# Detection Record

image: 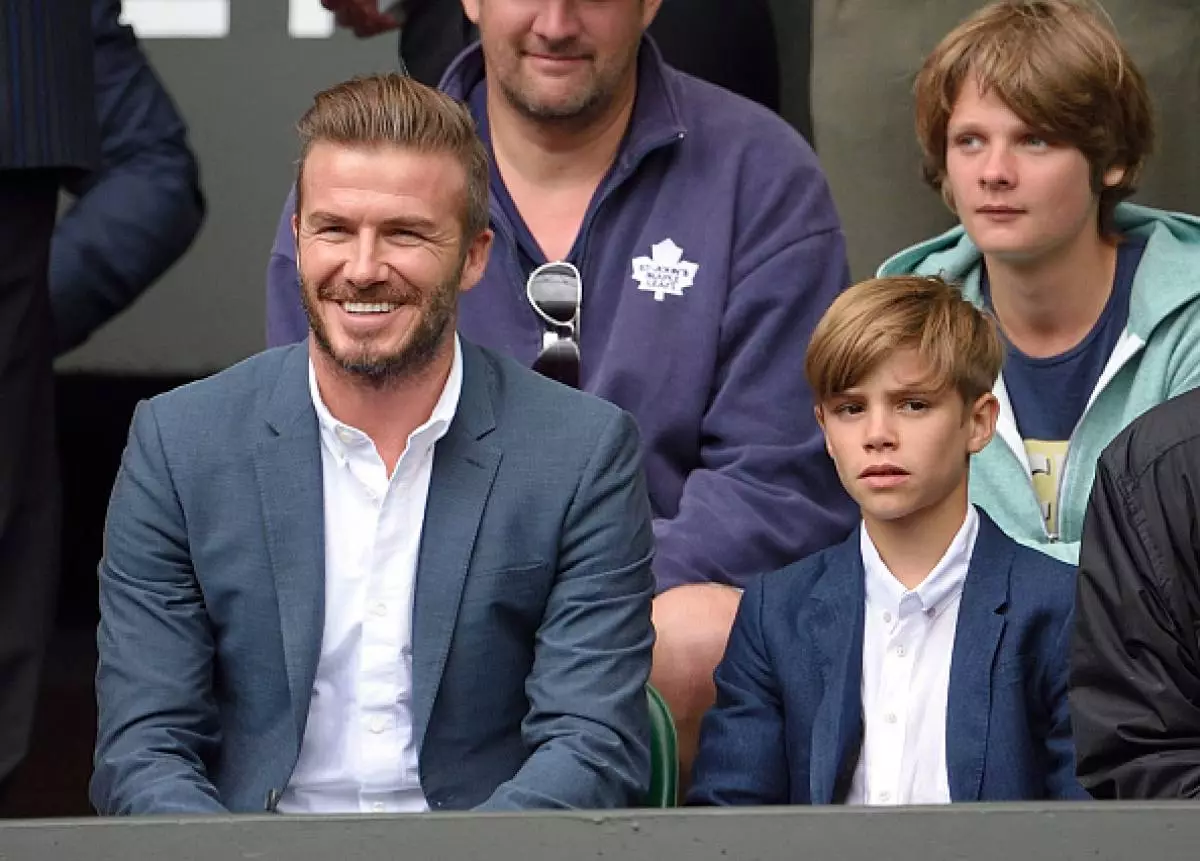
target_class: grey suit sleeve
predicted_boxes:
[91,400,227,815]
[477,410,656,810]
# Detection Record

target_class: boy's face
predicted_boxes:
[816,349,997,532]
[943,78,1124,264]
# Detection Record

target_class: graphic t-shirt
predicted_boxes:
[982,237,1145,537]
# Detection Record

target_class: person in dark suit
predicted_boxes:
[91,73,654,814]
[689,276,1087,805]
[50,0,204,355]
[0,0,97,793]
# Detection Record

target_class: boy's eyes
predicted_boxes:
[830,399,931,415]
[952,133,1052,150]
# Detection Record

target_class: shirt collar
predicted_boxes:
[307,335,463,463]
[860,506,980,617]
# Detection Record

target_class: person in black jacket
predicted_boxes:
[1071,387,1200,799]
[0,0,97,796]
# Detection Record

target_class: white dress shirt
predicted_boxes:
[845,506,979,806]
[277,339,462,814]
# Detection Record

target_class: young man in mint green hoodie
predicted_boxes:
[879,0,1200,564]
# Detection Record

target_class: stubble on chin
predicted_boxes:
[300,275,458,389]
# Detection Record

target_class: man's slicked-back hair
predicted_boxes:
[914,0,1154,234]
[295,73,490,241]
[805,276,1004,407]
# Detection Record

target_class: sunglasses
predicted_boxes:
[526,261,582,388]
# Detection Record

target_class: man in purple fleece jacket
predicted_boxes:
[266,0,854,783]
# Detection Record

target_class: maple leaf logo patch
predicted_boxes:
[631,239,699,301]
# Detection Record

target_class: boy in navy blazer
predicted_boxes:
[689,275,1087,804]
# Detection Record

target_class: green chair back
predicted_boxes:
[645,684,679,807]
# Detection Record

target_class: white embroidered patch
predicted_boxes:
[631,239,699,302]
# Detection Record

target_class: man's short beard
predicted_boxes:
[317,314,452,389]
[301,269,460,389]
[501,77,610,126]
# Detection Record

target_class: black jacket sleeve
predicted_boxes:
[1071,424,1200,799]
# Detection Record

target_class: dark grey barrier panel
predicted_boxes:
[2,804,1200,861]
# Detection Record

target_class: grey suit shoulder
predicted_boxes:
[145,340,636,455]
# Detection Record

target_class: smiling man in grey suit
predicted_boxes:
[91,73,655,815]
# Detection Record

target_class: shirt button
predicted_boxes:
[895,645,906,657]
[884,712,897,724]
[372,601,388,617]
[335,426,355,444]
[372,801,385,812]
[369,715,386,733]
[882,612,893,624]
[878,791,892,803]
[926,607,937,618]
[365,487,378,501]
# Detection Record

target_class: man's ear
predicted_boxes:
[1103,164,1127,188]
[292,211,303,273]
[458,228,494,294]
[643,0,665,28]
[966,392,999,455]
[461,0,480,25]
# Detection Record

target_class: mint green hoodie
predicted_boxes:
[878,203,1200,563]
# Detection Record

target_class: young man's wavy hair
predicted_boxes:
[805,276,1004,409]
[914,0,1154,235]
[294,73,489,241]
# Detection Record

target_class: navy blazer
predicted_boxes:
[689,510,1088,804]
[92,341,656,814]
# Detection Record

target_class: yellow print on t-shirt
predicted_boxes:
[1025,439,1069,538]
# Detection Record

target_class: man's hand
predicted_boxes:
[320,0,403,38]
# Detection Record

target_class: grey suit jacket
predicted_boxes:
[92,340,655,814]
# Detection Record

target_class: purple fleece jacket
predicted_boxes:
[266,39,856,591]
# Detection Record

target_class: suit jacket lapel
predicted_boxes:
[253,345,326,741]
[945,511,1011,801]
[411,343,501,750]
[809,533,866,804]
